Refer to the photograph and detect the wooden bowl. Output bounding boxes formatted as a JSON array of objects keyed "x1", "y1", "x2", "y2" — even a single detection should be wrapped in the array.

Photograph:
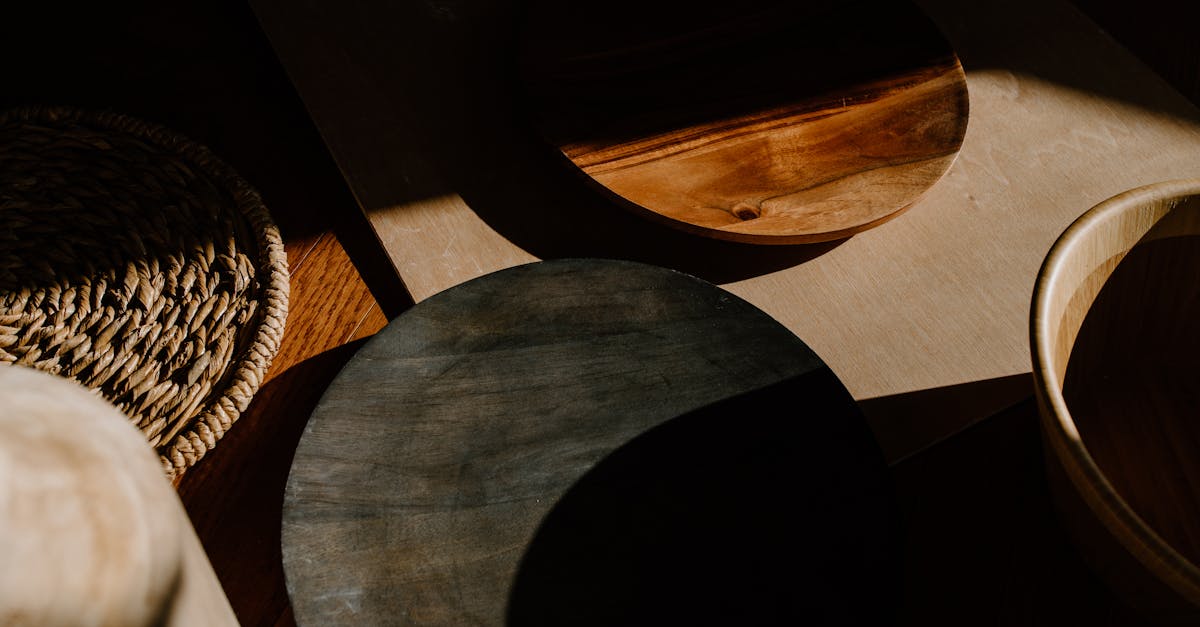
[
  {"x1": 0, "y1": 365, "x2": 236, "y2": 625},
  {"x1": 1031, "y1": 179, "x2": 1200, "y2": 623}
]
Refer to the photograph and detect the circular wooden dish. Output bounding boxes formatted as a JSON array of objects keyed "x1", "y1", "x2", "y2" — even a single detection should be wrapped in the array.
[
  {"x1": 517, "y1": 0, "x2": 969, "y2": 244},
  {"x1": 1032, "y1": 180, "x2": 1200, "y2": 624},
  {"x1": 282, "y1": 259, "x2": 900, "y2": 625}
]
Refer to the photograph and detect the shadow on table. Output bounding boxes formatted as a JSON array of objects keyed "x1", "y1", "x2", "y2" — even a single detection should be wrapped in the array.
[
  {"x1": 341, "y1": 0, "x2": 1200, "y2": 289},
  {"x1": 327, "y1": 0, "x2": 878, "y2": 285},
  {"x1": 857, "y1": 373, "x2": 1034, "y2": 464},
  {"x1": 890, "y1": 396, "x2": 1150, "y2": 626},
  {"x1": 506, "y1": 373, "x2": 903, "y2": 626}
]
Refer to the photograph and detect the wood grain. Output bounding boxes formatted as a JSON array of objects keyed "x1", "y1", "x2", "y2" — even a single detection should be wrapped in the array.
[
  {"x1": 177, "y1": 231, "x2": 389, "y2": 626},
  {"x1": 7, "y1": 1, "x2": 1195, "y2": 625},
  {"x1": 282, "y1": 259, "x2": 898, "y2": 626},
  {"x1": 519, "y1": 0, "x2": 969, "y2": 243},
  {"x1": 0, "y1": 5, "x2": 408, "y2": 626},
  {"x1": 1031, "y1": 180, "x2": 1200, "y2": 621},
  {"x1": 0, "y1": 2, "x2": 400, "y2": 624},
  {"x1": 250, "y1": 0, "x2": 1200, "y2": 464},
  {"x1": 0, "y1": 365, "x2": 237, "y2": 626},
  {"x1": 1066, "y1": 238, "x2": 1200, "y2": 569}
]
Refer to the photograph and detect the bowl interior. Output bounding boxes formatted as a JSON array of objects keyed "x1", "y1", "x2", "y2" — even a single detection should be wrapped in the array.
[{"x1": 1033, "y1": 180, "x2": 1200, "y2": 606}]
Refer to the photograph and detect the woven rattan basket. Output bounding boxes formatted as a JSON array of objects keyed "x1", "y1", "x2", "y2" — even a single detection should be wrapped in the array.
[{"x1": 0, "y1": 107, "x2": 289, "y2": 479}]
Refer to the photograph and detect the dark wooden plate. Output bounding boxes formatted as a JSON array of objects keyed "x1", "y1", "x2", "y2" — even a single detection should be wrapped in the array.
[
  {"x1": 282, "y1": 259, "x2": 900, "y2": 625},
  {"x1": 518, "y1": 0, "x2": 969, "y2": 244}
]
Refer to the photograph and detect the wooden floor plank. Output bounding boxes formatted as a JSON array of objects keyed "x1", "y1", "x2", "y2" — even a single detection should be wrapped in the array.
[{"x1": 177, "y1": 230, "x2": 387, "y2": 625}]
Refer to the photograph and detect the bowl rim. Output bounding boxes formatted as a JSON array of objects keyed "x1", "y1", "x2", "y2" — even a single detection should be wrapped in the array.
[{"x1": 1031, "y1": 178, "x2": 1200, "y2": 604}]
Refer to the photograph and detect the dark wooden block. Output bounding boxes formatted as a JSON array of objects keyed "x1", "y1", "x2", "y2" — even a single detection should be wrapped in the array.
[{"x1": 282, "y1": 259, "x2": 899, "y2": 625}]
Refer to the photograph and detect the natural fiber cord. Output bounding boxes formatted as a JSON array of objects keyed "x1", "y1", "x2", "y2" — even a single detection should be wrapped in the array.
[{"x1": 0, "y1": 107, "x2": 289, "y2": 479}]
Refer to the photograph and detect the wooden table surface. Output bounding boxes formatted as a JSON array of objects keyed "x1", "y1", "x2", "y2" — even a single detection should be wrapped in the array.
[
  {"x1": 4, "y1": 0, "x2": 1197, "y2": 625},
  {"x1": 250, "y1": 0, "x2": 1200, "y2": 465}
]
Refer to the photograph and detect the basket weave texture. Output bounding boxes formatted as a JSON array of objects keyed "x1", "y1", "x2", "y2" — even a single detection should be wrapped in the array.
[{"x1": 0, "y1": 107, "x2": 289, "y2": 479}]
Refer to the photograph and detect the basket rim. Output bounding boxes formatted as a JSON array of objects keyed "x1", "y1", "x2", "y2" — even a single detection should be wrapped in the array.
[{"x1": 0, "y1": 105, "x2": 290, "y2": 479}]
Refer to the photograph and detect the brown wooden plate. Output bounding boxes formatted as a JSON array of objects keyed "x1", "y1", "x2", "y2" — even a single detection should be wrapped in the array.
[
  {"x1": 518, "y1": 0, "x2": 969, "y2": 244},
  {"x1": 282, "y1": 259, "x2": 899, "y2": 625}
]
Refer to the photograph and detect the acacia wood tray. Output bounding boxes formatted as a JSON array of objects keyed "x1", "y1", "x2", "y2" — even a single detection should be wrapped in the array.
[{"x1": 518, "y1": 0, "x2": 969, "y2": 243}]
